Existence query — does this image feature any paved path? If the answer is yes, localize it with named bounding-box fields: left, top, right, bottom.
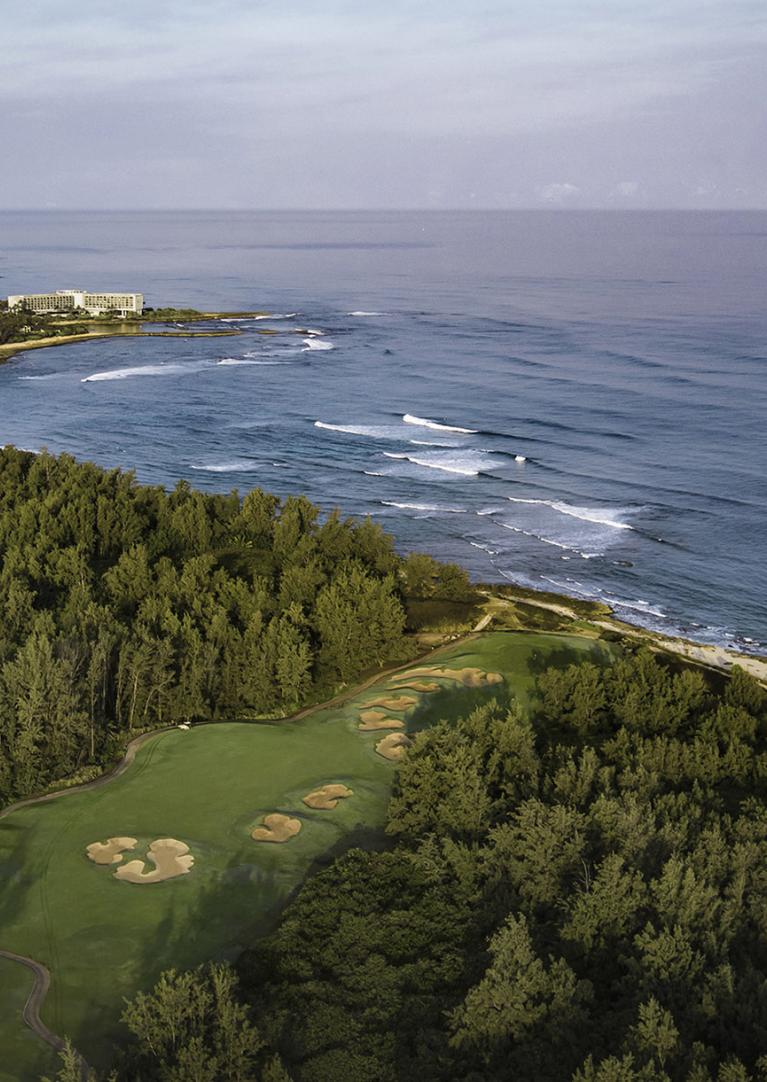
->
left=0, top=949, right=90, bottom=1076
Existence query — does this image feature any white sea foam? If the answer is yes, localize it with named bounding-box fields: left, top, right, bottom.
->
left=82, top=363, right=204, bottom=382
left=469, top=541, right=498, bottom=555
left=347, top=311, right=384, bottom=316
left=217, top=358, right=285, bottom=366
left=506, top=496, right=635, bottom=530
left=254, top=313, right=297, bottom=320
left=315, top=420, right=403, bottom=439
left=381, top=501, right=468, bottom=514
left=515, top=455, right=527, bottom=463
left=499, top=522, right=597, bottom=558
left=382, top=450, right=493, bottom=477
left=302, top=338, right=335, bottom=351
left=403, top=413, right=477, bottom=434
left=408, top=439, right=457, bottom=447
left=192, top=461, right=260, bottom=473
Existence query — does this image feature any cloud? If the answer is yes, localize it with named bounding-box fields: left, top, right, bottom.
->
left=538, top=182, right=580, bottom=204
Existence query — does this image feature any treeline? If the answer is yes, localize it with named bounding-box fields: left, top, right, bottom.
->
left=231, top=652, right=767, bottom=1081
left=0, top=448, right=468, bottom=807
left=63, top=649, right=767, bottom=1082
left=0, top=309, right=90, bottom=345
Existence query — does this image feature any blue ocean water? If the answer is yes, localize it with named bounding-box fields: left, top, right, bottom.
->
left=0, top=209, right=765, bottom=651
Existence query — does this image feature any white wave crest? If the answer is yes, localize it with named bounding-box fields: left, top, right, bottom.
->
left=347, top=311, right=384, bottom=316
left=506, top=496, right=635, bottom=530
left=403, top=413, right=477, bottom=434
left=218, top=358, right=285, bottom=366
left=192, top=461, right=260, bottom=473
left=82, top=363, right=204, bottom=382
left=314, top=420, right=404, bottom=439
left=499, top=522, right=597, bottom=558
left=302, top=338, right=335, bottom=351
left=381, top=501, right=467, bottom=514
left=382, top=450, right=492, bottom=477
left=254, top=313, right=297, bottom=320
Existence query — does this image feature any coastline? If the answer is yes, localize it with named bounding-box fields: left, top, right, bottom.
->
left=482, top=584, right=767, bottom=683
left=0, top=311, right=277, bottom=366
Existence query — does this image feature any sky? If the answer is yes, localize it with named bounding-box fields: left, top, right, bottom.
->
left=0, top=0, right=765, bottom=209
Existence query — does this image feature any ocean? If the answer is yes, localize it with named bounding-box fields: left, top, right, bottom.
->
left=0, top=209, right=765, bottom=652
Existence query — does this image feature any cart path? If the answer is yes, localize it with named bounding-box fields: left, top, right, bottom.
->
left=0, top=949, right=90, bottom=1075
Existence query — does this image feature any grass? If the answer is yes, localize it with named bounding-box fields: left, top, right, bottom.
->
left=0, top=631, right=613, bottom=1078
left=0, top=958, right=58, bottom=1082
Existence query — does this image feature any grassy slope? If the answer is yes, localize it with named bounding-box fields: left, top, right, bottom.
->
left=0, top=631, right=610, bottom=1077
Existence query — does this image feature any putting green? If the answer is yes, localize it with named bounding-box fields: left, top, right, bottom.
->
left=0, top=631, right=612, bottom=1077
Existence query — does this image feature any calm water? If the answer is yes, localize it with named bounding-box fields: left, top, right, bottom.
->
left=0, top=210, right=765, bottom=651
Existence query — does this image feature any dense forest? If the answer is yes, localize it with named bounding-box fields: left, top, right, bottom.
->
left=44, top=649, right=767, bottom=1082
left=0, top=447, right=467, bottom=808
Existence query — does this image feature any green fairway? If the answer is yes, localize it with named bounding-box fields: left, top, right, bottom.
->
left=0, top=631, right=613, bottom=1077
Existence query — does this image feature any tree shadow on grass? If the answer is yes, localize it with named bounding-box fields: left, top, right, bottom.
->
left=406, top=682, right=513, bottom=736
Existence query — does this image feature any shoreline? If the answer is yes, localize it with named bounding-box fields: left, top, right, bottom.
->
left=0, top=311, right=278, bottom=365
left=482, top=583, right=767, bottom=682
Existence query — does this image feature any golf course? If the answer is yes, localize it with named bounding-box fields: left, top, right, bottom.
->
left=0, top=629, right=612, bottom=1080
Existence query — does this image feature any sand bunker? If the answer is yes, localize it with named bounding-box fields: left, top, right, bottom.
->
left=252, top=813, right=302, bottom=843
left=114, top=839, right=194, bottom=884
left=358, top=710, right=405, bottom=731
left=86, top=837, right=137, bottom=865
left=392, top=666, right=503, bottom=688
left=375, top=733, right=413, bottom=761
left=303, top=784, right=354, bottom=810
left=365, top=695, right=417, bottom=711
left=392, top=681, right=441, bottom=693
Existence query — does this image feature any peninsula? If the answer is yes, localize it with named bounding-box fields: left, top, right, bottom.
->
left=0, top=296, right=278, bottom=365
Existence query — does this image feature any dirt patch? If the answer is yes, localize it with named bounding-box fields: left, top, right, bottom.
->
left=358, top=711, right=405, bottom=731
left=86, top=837, right=137, bottom=865
left=303, top=784, right=354, bottom=810
left=375, top=733, right=413, bottom=761
left=252, top=813, right=302, bottom=843
left=114, top=839, right=194, bottom=883
left=365, top=695, right=417, bottom=711
left=391, top=666, right=503, bottom=687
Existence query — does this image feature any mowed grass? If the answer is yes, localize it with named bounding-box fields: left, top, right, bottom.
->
left=0, top=958, right=59, bottom=1082
left=0, top=631, right=613, bottom=1077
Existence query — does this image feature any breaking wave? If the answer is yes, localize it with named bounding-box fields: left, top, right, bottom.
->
left=402, top=413, right=477, bottom=434
left=82, top=363, right=206, bottom=382
left=506, top=496, right=636, bottom=530
left=191, top=460, right=260, bottom=473
left=302, top=338, right=335, bottom=351
left=381, top=501, right=468, bottom=514
left=348, top=311, right=384, bottom=316
left=499, top=522, right=598, bottom=559
left=382, top=450, right=495, bottom=477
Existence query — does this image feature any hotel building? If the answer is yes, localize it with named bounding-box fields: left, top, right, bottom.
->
left=7, top=289, right=144, bottom=317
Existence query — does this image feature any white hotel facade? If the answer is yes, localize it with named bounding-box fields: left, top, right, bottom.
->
left=7, top=289, right=144, bottom=317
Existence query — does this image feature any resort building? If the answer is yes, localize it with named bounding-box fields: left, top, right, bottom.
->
left=7, top=289, right=144, bottom=317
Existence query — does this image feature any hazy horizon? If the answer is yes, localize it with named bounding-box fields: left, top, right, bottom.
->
left=1, top=1, right=765, bottom=211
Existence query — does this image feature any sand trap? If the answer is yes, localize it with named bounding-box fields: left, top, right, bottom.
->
left=375, top=733, right=413, bottom=761
left=391, top=666, right=503, bottom=688
left=252, top=813, right=302, bottom=843
left=114, top=839, right=194, bottom=884
left=86, top=837, right=137, bottom=865
left=365, top=695, right=417, bottom=711
left=303, top=784, right=354, bottom=810
left=392, top=681, right=441, bottom=693
left=358, top=709, right=405, bottom=730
